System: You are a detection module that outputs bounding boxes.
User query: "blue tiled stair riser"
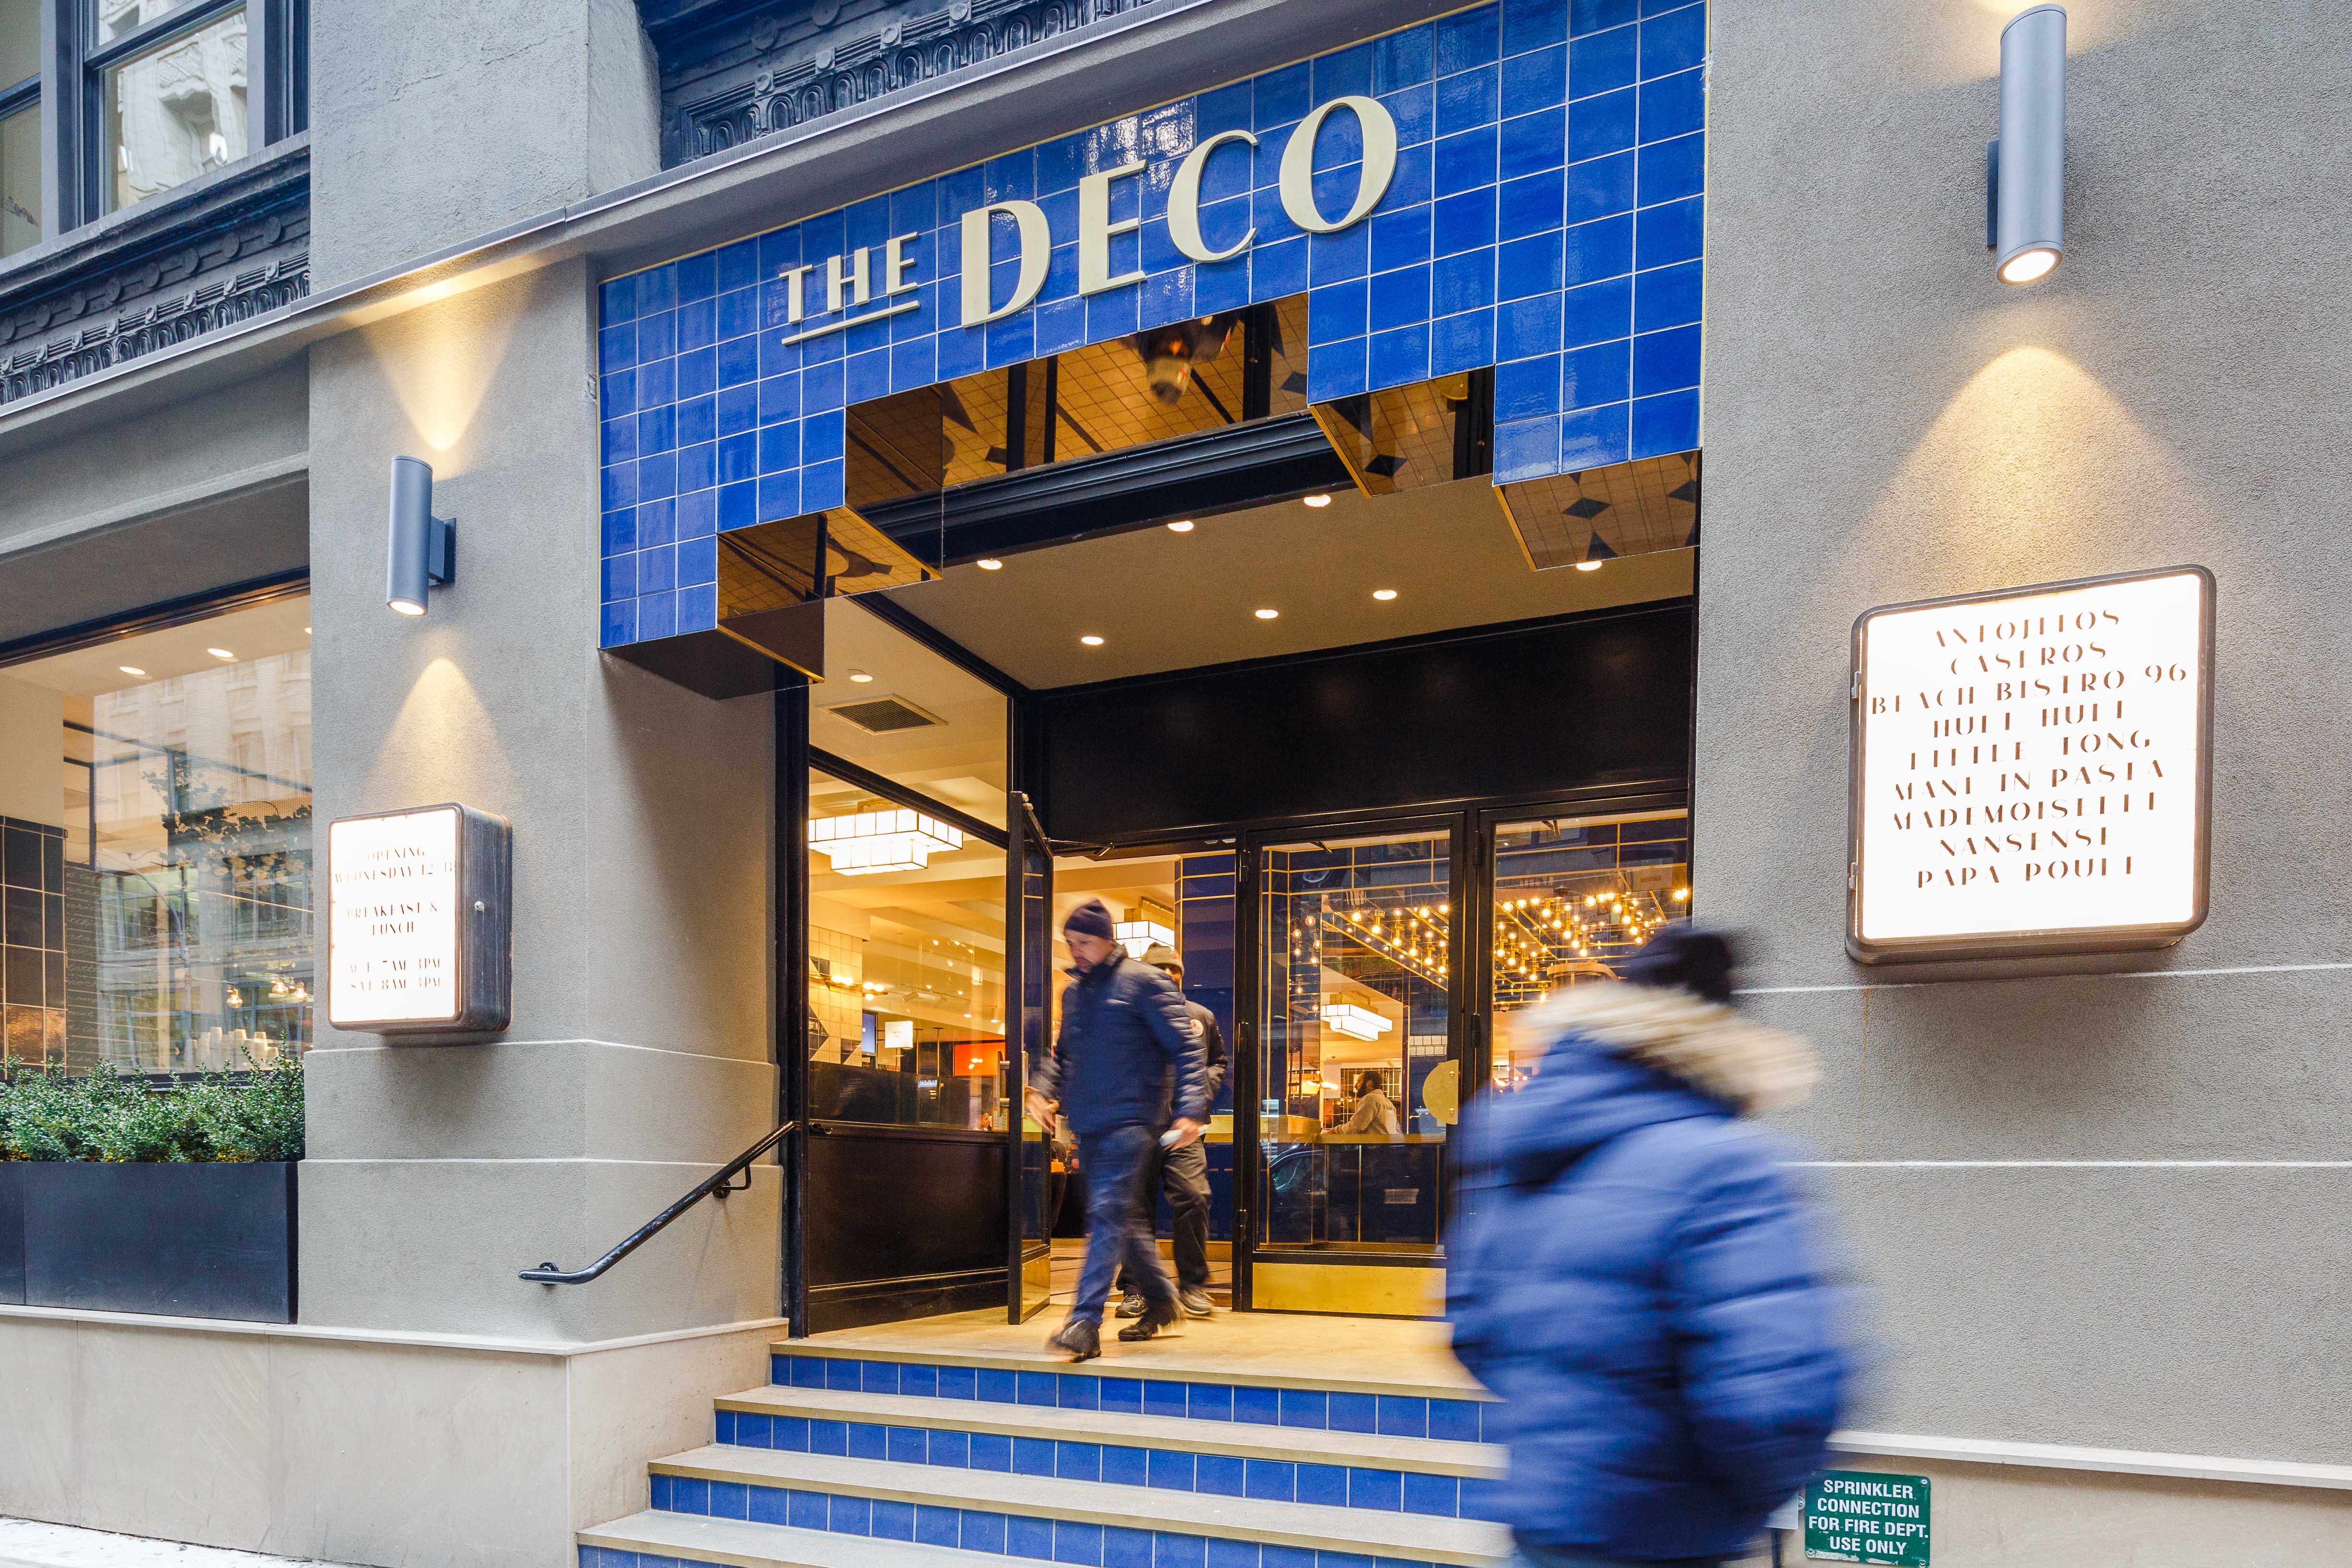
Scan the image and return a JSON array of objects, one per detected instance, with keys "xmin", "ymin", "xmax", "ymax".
[
  {"xmin": 711, "ymin": 1409, "xmax": 1501, "ymax": 1520},
  {"xmin": 767, "ymin": 1356, "xmax": 1490, "ymax": 1442},
  {"xmin": 596, "ymin": 0, "xmax": 1705, "ymax": 651},
  {"xmin": 639, "ymin": 1470, "xmax": 1478, "ymax": 1568}
]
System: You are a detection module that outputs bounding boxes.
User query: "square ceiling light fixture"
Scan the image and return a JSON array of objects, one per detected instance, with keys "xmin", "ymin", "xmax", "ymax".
[
  {"xmin": 1989, "ymin": 5, "xmax": 2066, "ymax": 283},
  {"xmin": 1116, "ymin": 917, "xmax": 1175, "ymax": 960},
  {"xmin": 807, "ymin": 809, "xmax": 965, "ymax": 875},
  {"xmin": 1321, "ymin": 1002, "xmax": 1394, "ymax": 1042}
]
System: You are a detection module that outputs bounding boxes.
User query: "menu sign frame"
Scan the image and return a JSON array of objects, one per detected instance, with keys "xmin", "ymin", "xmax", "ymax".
[
  {"xmin": 327, "ymin": 802, "xmax": 513, "ymax": 1033},
  {"xmin": 1847, "ymin": 566, "xmax": 2214, "ymax": 964}
]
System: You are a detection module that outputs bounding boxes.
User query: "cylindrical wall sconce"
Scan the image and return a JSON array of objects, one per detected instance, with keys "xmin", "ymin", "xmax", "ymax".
[
  {"xmin": 386, "ymin": 456, "xmax": 457, "ymax": 616},
  {"xmin": 1991, "ymin": 5, "xmax": 2066, "ymax": 283}
]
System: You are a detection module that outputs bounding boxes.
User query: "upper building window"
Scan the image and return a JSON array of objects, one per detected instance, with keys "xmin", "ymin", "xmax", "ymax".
[
  {"xmin": 0, "ymin": 0, "xmax": 38, "ymax": 256},
  {"xmin": 97, "ymin": 0, "xmax": 247, "ymax": 213}
]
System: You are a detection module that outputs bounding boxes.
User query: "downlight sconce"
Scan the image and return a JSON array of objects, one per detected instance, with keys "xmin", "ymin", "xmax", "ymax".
[
  {"xmin": 1988, "ymin": 5, "xmax": 2066, "ymax": 284},
  {"xmin": 386, "ymin": 456, "xmax": 457, "ymax": 616}
]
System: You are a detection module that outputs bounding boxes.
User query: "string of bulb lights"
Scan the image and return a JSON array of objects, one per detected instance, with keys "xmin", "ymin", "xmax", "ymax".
[{"xmin": 1492, "ymin": 881, "xmax": 1691, "ymax": 1006}]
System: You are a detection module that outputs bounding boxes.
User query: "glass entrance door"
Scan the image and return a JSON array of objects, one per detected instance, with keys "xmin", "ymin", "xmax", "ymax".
[{"xmin": 1241, "ymin": 823, "xmax": 1459, "ymax": 1317}]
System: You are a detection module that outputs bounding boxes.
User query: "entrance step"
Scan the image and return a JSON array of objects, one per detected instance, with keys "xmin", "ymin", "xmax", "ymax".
[{"xmin": 642, "ymin": 1446, "xmax": 1510, "ymax": 1567}]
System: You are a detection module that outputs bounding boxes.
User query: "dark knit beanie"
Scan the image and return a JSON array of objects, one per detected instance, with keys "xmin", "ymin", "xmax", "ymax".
[
  {"xmin": 1062, "ymin": 897, "xmax": 1117, "ymax": 942},
  {"xmin": 1620, "ymin": 922, "xmax": 1739, "ymax": 1006}
]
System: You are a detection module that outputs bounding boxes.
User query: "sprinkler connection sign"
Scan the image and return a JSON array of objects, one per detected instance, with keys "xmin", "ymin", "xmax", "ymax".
[{"xmin": 1805, "ymin": 1470, "xmax": 1930, "ymax": 1565}]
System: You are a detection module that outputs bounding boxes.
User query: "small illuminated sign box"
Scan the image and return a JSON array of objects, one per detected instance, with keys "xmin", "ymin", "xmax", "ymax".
[
  {"xmin": 1847, "ymin": 566, "xmax": 2213, "ymax": 964},
  {"xmin": 327, "ymin": 803, "xmax": 512, "ymax": 1032}
]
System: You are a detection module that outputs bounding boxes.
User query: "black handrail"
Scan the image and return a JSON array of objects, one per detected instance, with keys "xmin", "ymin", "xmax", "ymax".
[{"xmin": 520, "ymin": 1120, "xmax": 798, "ymax": 1286}]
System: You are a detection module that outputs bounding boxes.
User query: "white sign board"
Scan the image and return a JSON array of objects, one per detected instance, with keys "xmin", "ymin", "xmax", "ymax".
[
  {"xmin": 327, "ymin": 803, "xmax": 512, "ymax": 1032},
  {"xmin": 1848, "ymin": 567, "xmax": 2212, "ymax": 962}
]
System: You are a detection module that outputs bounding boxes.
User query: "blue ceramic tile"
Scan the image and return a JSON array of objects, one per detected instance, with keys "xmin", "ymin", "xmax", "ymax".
[
  {"xmin": 1058, "ymin": 1441, "xmax": 1104, "ymax": 1483},
  {"xmin": 1564, "ymin": 273, "xmax": 1634, "ymax": 345},
  {"xmin": 1630, "ymin": 386, "xmax": 1698, "ymax": 457},
  {"xmin": 1368, "ymin": 206, "xmax": 1433, "ymax": 271},
  {"xmin": 672, "ymin": 1477, "xmax": 708, "ymax": 1516},
  {"xmin": 1058, "ymin": 1375, "xmax": 1103, "ymax": 1412},
  {"xmin": 1569, "ymin": 87, "xmax": 1635, "ymax": 161},
  {"xmin": 1494, "ymin": 414, "xmax": 1561, "ymax": 481},
  {"xmin": 1318, "ymin": 1556, "xmax": 1376, "ymax": 1568},
  {"xmin": 1315, "ymin": 42, "xmax": 1376, "ymax": 101},
  {"xmin": 1499, "ymin": 107, "xmax": 1567, "ymax": 182},
  {"xmin": 1376, "ymin": 24, "xmax": 1435, "ymax": 91},
  {"xmin": 1008, "ymin": 1515, "xmax": 1055, "ymax": 1561},
  {"xmin": 637, "ymin": 404, "xmax": 675, "ymax": 456},
  {"xmin": 1401, "ymin": 1472, "xmax": 1459, "ymax": 1517},
  {"xmin": 848, "ymin": 1423, "xmax": 888, "ymax": 1462},
  {"xmin": 1244, "ymin": 1460, "xmax": 1296, "ymax": 1502},
  {"xmin": 1262, "ymin": 1547, "xmax": 1313, "ymax": 1568},
  {"xmin": 707, "ymin": 1481, "xmax": 748, "ymax": 1521},
  {"xmin": 1389, "ymin": 141, "xmax": 1434, "ymax": 206},
  {"xmin": 873, "ymin": 1500, "xmax": 916, "ymax": 1541},
  {"xmin": 789, "ymin": 1356, "xmax": 826, "ymax": 1389},
  {"xmin": 1637, "ymin": 66, "xmax": 1704, "ymax": 141},
  {"xmin": 1099, "ymin": 1378, "xmax": 1144, "ymax": 1414},
  {"xmin": 1197, "ymin": 1454, "xmax": 1246, "ymax": 1497},
  {"xmin": 1188, "ymin": 1384, "xmax": 1235, "ymax": 1422},
  {"xmin": 832, "ymin": 1496, "xmax": 872, "ymax": 1536},
  {"xmin": 1294, "ymin": 1462, "xmax": 1349, "ymax": 1508},
  {"xmin": 1308, "ymin": 224, "xmax": 1370, "ymax": 284},
  {"xmin": 677, "ymin": 582, "xmax": 717, "ymax": 632},
  {"xmin": 1567, "ymin": 150, "xmax": 1636, "ymax": 226},
  {"xmin": 1103, "ymin": 1444, "xmax": 1151, "ymax": 1487},
  {"xmin": 1497, "ymin": 353, "xmax": 1562, "ymax": 419},
  {"xmin": 808, "ymin": 1420, "xmax": 848, "ymax": 1457},
  {"xmin": 917, "ymin": 1505, "xmax": 961, "ymax": 1548},
  {"xmin": 1637, "ymin": 130, "xmax": 1703, "ymax": 205},
  {"xmin": 1014, "ymin": 1437, "xmax": 1058, "ymax": 1478},
  {"xmin": 1381, "ymin": 81, "xmax": 1435, "ymax": 148},
  {"xmin": 1632, "ymin": 322, "xmax": 1699, "ymax": 394},
  {"xmin": 1500, "ymin": 45, "xmax": 1566, "ymax": 119},
  {"xmin": 636, "ymin": 496, "xmax": 674, "ymax": 546},
  {"xmin": 676, "ymin": 252, "xmax": 716, "ymax": 303},
  {"xmin": 677, "ymin": 486, "xmax": 714, "ymax": 538},
  {"xmin": 1205, "ymin": 1540, "xmax": 1259, "ymax": 1568},
  {"xmin": 600, "ymin": 553, "xmax": 637, "ymax": 603},
  {"xmin": 753, "ymin": 472, "xmax": 796, "ymax": 523},
  {"xmin": 1498, "ymin": 291, "xmax": 1564, "ymax": 358},
  {"xmin": 1504, "ymin": 0, "xmax": 1569, "ymax": 53},
  {"xmin": 1433, "ymin": 188, "xmax": 1496, "ymax": 257},
  {"xmin": 1428, "ymin": 1399, "xmax": 1482, "ymax": 1443},
  {"xmin": 1435, "ymin": 4, "xmax": 1500, "ymax": 75},
  {"xmin": 1642, "ymin": 4, "xmax": 1705, "ymax": 79},
  {"xmin": 649, "ymin": 1473, "xmax": 675, "ymax": 1510},
  {"xmin": 1250, "ymin": 236, "xmax": 1308, "ymax": 300},
  {"xmin": 1564, "ymin": 213, "xmax": 1633, "ymax": 284},
  {"xmin": 601, "ymin": 506, "xmax": 636, "ymax": 555},
  {"xmin": 677, "ymin": 298, "xmax": 714, "ymax": 353},
  {"xmin": 1377, "ymin": 1398, "xmax": 1429, "ymax": 1439},
  {"xmin": 886, "ymin": 1426, "xmax": 926, "ymax": 1465},
  {"xmin": 939, "ymin": 1365, "xmax": 980, "ymax": 1401},
  {"xmin": 1155, "ymin": 1533, "xmax": 1207, "ymax": 1568},
  {"xmin": 771, "ymin": 1416, "xmax": 810, "ymax": 1453},
  {"xmin": 1433, "ymin": 249, "xmax": 1494, "ymax": 315},
  {"xmin": 1434, "ymin": 127, "xmax": 1497, "ymax": 197},
  {"xmin": 1635, "ymin": 194, "xmax": 1702, "ymax": 268},
  {"xmin": 1310, "ymin": 280, "xmax": 1369, "ymax": 344},
  {"xmin": 1499, "ymin": 230, "xmax": 1565, "ymax": 299},
  {"xmin": 1147, "ymin": 1448, "xmax": 1196, "ymax": 1491},
  {"xmin": 962, "ymin": 1510, "xmax": 1009, "ymax": 1554},
  {"xmin": 1499, "ymin": 168, "xmax": 1565, "ymax": 241},
  {"xmin": 1143, "ymin": 1380, "xmax": 1189, "ymax": 1420},
  {"xmin": 1460, "ymin": 1478, "xmax": 1509, "ymax": 1523},
  {"xmin": 637, "ymin": 543, "xmax": 675, "ymax": 595},
  {"xmin": 749, "ymin": 1486, "xmax": 789, "ymax": 1527},
  {"xmin": 1435, "ymin": 67, "xmax": 1497, "ymax": 139},
  {"xmin": 1307, "ymin": 336, "xmax": 1368, "ymax": 400},
  {"xmin": 929, "ymin": 1429, "xmax": 970, "ymax": 1467},
  {"xmin": 1571, "ymin": 23, "xmax": 1637, "ymax": 101},
  {"xmin": 787, "ymin": 1490, "xmax": 827, "ymax": 1531},
  {"xmin": 1055, "ymin": 1520, "xmax": 1107, "ymax": 1567},
  {"xmin": 1560, "ymin": 399, "xmax": 1631, "ymax": 466},
  {"xmin": 1369, "ymin": 264, "xmax": 1430, "ymax": 331},
  {"xmin": 1106, "ymin": 1525, "xmax": 1155, "ymax": 1568}
]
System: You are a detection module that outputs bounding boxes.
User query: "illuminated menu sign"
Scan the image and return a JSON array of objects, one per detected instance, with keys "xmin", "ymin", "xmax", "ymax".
[
  {"xmin": 327, "ymin": 803, "xmax": 512, "ymax": 1032},
  {"xmin": 1848, "ymin": 567, "xmax": 2213, "ymax": 962}
]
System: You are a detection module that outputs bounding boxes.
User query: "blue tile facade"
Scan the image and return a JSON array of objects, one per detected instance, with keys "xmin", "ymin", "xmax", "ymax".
[{"xmin": 595, "ymin": 0, "xmax": 1704, "ymax": 651}]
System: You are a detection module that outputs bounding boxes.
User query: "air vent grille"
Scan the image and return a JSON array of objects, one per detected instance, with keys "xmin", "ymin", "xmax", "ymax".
[{"xmin": 824, "ymin": 696, "xmax": 944, "ymax": 734}]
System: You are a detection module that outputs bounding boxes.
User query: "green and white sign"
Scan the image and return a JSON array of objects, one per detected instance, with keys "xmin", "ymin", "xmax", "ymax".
[{"xmin": 1805, "ymin": 1470, "xmax": 1931, "ymax": 1565}]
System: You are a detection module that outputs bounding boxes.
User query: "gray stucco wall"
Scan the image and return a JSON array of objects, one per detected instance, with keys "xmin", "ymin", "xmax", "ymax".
[
  {"xmin": 303, "ymin": 259, "xmax": 778, "ymax": 1341},
  {"xmin": 1701, "ymin": 0, "xmax": 2352, "ymax": 1462}
]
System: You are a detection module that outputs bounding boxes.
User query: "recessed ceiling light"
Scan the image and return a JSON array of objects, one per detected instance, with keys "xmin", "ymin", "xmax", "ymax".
[
  {"xmin": 1254, "ymin": 608, "xmax": 1280, "ymax": 620},
  {"xmin": 118, "ymin": 665, "xmax": 145, "ymax": 677},
  {"xmin": 1303, "ymin": 494, "xmax": 1332, "ymax": 508},
  {"xmin": 847, "ymin": 670, "xmax": 874, "ymax": 683},
  {"xmin": 977, "ymin": 558, "xmax": 1004, "ymax": 570},
  {"xmin": 1575, "ymin": 561, "xmax": 1604, "ymax": 572},
  {"xmin": 207, "ymin": 648, "xmax": 235, "ymax": 660},
  {"xmin": 1166, "ymin": 520, "xmax": 1194, "ymax": 532},
  {"xmin": 1372, "ymin": 589, "xmax": 1398, "ymax": 601},
  {"xmin": 1081, "ymin": 635, "xmax": 1105, "ymax": 646}
]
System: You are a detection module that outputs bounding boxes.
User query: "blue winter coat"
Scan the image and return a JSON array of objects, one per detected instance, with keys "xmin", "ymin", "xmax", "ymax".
[
  {"xmin": 1447, "ymin": 983, "xmax": 1851, "ymax": 1564},
  {"xmin": 1035, "ymin": 950, "xmax": 1209, "ymax": 1136}
]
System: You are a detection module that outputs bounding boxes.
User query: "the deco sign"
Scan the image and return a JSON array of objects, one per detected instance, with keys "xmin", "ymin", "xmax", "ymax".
[
  {"xmin": 1847, "ymin": 566, "xmax": 2214, "ymax": 962},
  {"xmin": 327, "ymin": 803, "xmax": 513, "ymax": 1032},
  {"xmin": 771, "ymin": 97, "xmax": 1399, "ymax": 346}
]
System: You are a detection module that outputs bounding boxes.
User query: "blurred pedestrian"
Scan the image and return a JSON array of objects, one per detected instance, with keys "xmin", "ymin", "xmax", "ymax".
[
  {"xmin": 1447, "ymin": 923, "xmax": 1851, "ymax": 1568},
  {"xmin": 1115, "ymin": 943, "xmax": 1227, "ymax": 1320},
  {"xmin": 1027, "ymin": 900, "xmax": 1208, "ymax": 1361}
]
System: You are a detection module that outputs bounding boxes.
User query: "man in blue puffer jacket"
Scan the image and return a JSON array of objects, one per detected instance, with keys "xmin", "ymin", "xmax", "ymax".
[{"xmin": 1448, "ymin": 925, "xmax": 1852, "ymax": 1568}]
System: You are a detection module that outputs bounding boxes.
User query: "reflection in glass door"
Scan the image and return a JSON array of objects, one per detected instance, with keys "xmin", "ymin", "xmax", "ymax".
[
  {"xmin": 1248, "ymin": 825, "xmax": 1456, "ymax": 1317},
  {"xmin": 1487, "ymin": 810, "xmax": 1692, "ymax": 1092}
]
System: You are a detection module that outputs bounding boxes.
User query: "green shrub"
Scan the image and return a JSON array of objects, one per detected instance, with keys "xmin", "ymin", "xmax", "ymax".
[{"xmin": 0, "ymin": 1052, "xmax": 305, "ymax": 1163}]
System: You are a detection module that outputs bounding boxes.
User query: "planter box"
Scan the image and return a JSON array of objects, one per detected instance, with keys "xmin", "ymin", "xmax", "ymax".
[{"xmin": 0, "ymin": 1161, "xmax": 295, "ymax": 1322}]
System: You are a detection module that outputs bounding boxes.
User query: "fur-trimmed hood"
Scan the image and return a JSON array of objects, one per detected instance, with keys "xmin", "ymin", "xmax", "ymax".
[
  {"xmin": 1508, "ymin": 981, "xmax": 1818, "ymax": 1115},
  {"xmin": 1474, "ymin": 981, "xmax": 1817, "ymax": 1189}
]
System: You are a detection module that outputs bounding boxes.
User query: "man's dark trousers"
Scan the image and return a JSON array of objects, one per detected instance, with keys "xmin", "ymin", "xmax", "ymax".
[
  {"xmin": 1072, "ymin": 1124, "xmax": 1177, "ymax": 1323},
  {"xmin": 1119, "ymin": 1137, "xmax": 1213, "ymax": 1294}
]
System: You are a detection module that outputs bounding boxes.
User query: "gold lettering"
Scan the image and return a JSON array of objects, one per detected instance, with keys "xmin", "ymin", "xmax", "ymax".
[
  {"xmin": 1166, "ymin": 130, "xmax": 1258, "ymax": 264},
  {"xmin": 1079, "ymin": 159, "xmax": 1149, "ymax": 295},
  {"xmin": 1277, "ymin": 96, "xmax": 1399, "ymax": 235},
  {"xmin": 960, "ymin": 201, "xmax": 1051, "ymax": 327}
]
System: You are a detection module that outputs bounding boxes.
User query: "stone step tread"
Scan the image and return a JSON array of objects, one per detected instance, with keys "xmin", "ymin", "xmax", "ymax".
[
  {"xmin": 648, "ymin": 1447, "xmax": 1511, "ymax": 1566},
  {"xmin": 718, "ymin": 1386, "xmax": 1502, "ymax": 1476},
  {"xmin": 769, "ymin": 1343, "xmax": 1489, "ymax": 1402},
  {"xmin": 580, "ymin": 1510, "xmax": 998, "ymax": 1568}
]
